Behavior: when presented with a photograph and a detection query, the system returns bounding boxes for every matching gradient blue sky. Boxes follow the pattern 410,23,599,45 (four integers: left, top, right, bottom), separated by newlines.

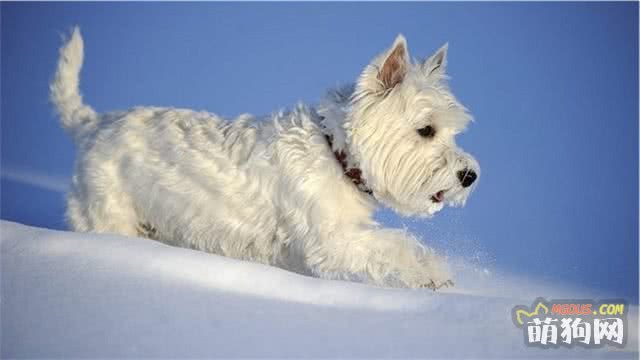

2,2,638,300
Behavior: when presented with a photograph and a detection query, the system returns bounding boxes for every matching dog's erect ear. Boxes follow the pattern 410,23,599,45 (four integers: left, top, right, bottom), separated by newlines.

377,35,409,90
423,43,448,76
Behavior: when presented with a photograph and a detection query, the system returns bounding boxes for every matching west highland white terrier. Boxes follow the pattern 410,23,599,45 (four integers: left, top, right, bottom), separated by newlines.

51,27,479,289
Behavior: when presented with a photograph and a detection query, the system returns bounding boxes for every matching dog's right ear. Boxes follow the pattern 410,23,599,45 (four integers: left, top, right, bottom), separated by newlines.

377,35,409,90
423,43,448,77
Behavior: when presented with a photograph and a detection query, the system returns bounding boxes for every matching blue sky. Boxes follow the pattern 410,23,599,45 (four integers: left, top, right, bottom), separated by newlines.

2,2,638,300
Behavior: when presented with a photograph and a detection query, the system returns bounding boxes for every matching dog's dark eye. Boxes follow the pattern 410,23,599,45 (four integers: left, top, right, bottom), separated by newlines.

417,125,436,138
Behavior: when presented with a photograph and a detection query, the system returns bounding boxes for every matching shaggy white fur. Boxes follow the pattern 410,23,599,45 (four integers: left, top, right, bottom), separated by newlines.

51,27,479,289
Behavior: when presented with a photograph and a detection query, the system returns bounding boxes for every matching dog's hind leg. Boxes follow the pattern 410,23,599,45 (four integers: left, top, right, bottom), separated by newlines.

66,191,90,232
65,175,140,238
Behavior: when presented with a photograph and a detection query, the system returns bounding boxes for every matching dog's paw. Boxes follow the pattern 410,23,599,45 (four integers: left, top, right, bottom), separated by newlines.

419,279,455,291
137,222,159,240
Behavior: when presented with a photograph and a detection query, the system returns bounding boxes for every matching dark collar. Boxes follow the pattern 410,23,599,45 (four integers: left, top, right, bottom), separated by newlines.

324,135,373,196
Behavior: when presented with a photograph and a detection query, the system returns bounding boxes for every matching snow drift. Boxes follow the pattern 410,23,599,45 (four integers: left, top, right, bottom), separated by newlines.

1,220,637,358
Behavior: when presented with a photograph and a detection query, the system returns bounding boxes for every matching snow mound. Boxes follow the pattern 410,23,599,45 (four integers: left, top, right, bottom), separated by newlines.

1,221,637,358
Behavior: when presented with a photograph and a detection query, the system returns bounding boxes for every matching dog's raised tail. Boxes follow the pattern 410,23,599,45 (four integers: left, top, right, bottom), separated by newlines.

50,26,96,138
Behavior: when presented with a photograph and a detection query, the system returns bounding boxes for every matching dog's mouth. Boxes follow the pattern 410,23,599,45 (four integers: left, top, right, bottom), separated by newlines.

430,190,446,203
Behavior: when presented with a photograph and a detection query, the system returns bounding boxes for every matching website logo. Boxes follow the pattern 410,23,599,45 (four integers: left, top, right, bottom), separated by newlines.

511,297,627,348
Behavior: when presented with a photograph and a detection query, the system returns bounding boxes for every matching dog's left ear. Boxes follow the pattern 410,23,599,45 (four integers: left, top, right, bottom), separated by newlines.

377,35,409,90
423,43,448,76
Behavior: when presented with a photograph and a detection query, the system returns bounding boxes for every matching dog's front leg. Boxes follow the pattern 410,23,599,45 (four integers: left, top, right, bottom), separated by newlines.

308,226,453,289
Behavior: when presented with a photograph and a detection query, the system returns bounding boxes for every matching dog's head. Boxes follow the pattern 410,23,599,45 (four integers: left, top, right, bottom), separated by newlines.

334,35,480,217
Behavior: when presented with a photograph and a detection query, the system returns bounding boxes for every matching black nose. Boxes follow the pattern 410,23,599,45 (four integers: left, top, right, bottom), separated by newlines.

457,169,477,188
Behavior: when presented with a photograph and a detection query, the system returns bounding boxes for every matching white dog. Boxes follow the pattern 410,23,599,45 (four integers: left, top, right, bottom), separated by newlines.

51,27,479,289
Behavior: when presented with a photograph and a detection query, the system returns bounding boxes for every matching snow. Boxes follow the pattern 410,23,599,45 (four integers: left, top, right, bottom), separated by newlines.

1,220,637,358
